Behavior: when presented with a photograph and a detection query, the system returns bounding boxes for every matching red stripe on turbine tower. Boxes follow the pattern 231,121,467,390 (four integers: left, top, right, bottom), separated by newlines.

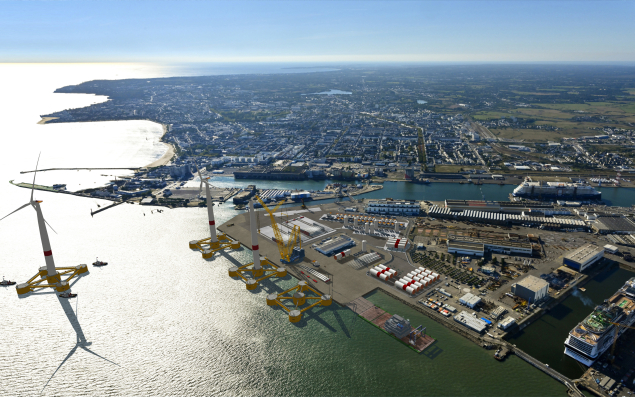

252,245,259,251
43,250,52,256
209,220,215,225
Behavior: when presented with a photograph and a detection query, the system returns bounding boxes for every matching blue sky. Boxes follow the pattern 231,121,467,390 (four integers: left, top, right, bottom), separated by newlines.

1,0,633,63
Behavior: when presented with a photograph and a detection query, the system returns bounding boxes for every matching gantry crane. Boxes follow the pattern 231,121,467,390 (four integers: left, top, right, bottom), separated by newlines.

609,321,635,363
255,196,303,264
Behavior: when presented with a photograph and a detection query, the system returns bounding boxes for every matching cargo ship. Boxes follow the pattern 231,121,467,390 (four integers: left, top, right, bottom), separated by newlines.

564,277,635,366
512,177,601,200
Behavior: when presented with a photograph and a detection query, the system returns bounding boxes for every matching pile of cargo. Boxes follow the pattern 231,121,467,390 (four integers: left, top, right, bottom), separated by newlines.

385,238,410,251
333,249,351,260
370,264,397,281
394,266,440,295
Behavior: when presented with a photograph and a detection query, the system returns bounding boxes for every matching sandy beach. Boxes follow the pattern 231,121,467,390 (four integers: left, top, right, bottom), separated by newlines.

145,123,174,167
37,116,58,124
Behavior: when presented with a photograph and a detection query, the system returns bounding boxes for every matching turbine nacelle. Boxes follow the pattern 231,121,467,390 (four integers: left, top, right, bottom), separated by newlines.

0,153,56,234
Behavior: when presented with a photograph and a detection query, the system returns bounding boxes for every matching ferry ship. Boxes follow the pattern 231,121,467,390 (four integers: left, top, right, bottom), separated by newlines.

512,177,601,200
564,277,635,366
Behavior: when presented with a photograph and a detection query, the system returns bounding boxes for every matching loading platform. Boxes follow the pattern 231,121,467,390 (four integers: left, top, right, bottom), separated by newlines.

189,234,241,259
267,280,332,323
347,297,436,353
229,256,287,290
16,264,89,295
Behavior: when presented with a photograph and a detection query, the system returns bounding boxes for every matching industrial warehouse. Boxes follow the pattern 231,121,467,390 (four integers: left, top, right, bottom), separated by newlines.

428,205,587,229
563,244,605,271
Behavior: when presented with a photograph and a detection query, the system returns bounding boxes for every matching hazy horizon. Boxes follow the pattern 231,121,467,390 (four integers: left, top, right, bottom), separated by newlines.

1,0,633,63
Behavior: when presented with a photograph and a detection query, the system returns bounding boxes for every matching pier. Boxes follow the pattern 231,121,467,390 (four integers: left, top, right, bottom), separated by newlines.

20,167,140,174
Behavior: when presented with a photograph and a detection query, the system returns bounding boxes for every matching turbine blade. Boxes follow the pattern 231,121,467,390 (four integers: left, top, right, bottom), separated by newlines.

196,164,204,192
0,203,30,222
44,217,57,234
31,152,41,202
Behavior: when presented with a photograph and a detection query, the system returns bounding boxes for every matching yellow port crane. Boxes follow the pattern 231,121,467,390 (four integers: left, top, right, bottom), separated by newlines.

255,196,302,263
609,321,635,363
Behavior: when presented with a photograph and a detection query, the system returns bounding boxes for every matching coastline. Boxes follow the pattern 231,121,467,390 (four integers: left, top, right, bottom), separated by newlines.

37,117,58,124
145,123,175,168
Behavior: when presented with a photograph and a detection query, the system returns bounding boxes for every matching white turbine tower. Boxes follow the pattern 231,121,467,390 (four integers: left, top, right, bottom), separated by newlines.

196,165,219,248
0,155,61,288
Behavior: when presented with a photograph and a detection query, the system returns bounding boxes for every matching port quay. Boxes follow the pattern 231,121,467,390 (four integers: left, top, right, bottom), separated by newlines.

213,196,635,397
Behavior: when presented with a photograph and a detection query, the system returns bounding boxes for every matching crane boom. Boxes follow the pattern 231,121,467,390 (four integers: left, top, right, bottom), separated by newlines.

609,321,635,362
255,195,302,263
256,196,286,260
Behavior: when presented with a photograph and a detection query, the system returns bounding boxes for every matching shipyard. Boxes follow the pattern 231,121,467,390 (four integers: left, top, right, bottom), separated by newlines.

206,189,635,397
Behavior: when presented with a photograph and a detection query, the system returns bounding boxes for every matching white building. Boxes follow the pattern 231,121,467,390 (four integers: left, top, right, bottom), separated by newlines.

498,316,516,330
563,244,604,272
459,293,482,309
365,200,420,216
603,244,619,254
511,275,549,303
454,311,488,333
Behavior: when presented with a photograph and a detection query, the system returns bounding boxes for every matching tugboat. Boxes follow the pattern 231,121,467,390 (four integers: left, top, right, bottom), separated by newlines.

92,257,108,266
59,291,77,298
1,277,16,286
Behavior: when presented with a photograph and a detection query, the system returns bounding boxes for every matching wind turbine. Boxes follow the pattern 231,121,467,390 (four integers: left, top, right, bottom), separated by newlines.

197,165,219,249
1,154,88,295
188,164,240,258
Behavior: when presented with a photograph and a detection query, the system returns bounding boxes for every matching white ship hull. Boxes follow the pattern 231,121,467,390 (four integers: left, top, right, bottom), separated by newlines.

563,345,596,366
512,180,601,200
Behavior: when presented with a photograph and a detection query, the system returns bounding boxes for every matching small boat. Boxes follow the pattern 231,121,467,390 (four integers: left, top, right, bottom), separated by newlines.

93,257,108,266
1,277,16,286
579,287,586,292
59,292,77,298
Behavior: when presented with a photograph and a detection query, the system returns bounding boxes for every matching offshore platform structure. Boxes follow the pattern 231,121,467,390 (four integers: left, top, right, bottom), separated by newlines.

0,155,88,296
189,166,240,258
267,280,332,323
255,196,304,264
228,198,287,290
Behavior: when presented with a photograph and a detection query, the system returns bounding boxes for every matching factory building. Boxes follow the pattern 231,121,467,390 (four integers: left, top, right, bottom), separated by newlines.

454,311,488,333
365,200,420,216
563,244,605,272
590,215,635,234
459,293,481,309
429,205,585,229
315,235,356,256
511,275,549,304
447,241,485,257
447,236,533,255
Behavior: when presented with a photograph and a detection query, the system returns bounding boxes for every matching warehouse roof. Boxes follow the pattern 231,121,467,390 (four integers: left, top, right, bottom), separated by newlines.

516,275,549,292
454,311,487,333
564,244,604,264
447,241,485,252
593,215,635,233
